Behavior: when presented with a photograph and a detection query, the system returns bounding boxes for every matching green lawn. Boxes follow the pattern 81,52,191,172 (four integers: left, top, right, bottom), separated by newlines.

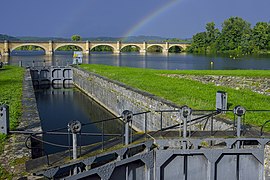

80,64,270,129
0,65,24,149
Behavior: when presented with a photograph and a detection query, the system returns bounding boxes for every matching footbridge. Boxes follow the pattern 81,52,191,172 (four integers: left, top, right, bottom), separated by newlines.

0,40,190,56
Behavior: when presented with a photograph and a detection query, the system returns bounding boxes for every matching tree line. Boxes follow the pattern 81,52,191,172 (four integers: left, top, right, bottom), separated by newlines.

187,17,270,55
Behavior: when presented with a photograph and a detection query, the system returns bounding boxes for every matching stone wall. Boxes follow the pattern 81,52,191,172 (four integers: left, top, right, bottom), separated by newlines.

73,67,234,132
73,67,182,131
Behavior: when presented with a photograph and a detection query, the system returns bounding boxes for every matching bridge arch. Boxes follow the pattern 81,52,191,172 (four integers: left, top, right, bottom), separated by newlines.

147,44,164,52
90,44,116,52
10,44,47,53
168,45,184,53
120,44,141,52
54,44,85,52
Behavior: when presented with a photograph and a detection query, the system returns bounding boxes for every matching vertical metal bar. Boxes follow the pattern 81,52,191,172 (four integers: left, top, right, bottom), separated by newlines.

72,132,78,175
68,130,71,159
183,117,187,139
122,120,125,145
102,120,104,150
211,112,214,136
130,121,133,144
145,113,147,140
237,154,240,180
237,116,241,137
72,133,77,160
126,165,129,180
188,115,191,137
79,131,82,157
184,155,188,180
125,121,129,145
160,112,163,131
237,116,241,148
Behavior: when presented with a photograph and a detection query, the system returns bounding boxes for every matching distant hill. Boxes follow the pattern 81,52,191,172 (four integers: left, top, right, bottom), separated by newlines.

0,34,191,43
84,36,191,43
0,34,19,41
17,36,69,41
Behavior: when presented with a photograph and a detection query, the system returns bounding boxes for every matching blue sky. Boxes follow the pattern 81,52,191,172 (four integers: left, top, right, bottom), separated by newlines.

1,0,269,38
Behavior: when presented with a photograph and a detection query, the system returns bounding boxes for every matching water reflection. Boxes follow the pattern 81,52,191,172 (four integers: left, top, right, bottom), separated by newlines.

35,86,122,154
7,51,270,70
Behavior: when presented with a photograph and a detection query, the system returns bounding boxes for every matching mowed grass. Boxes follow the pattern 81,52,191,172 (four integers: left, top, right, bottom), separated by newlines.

0,65,24,150
80,64,270,129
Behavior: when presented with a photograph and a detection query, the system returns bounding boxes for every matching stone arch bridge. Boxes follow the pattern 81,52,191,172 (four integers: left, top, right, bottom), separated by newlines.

0,40,189,56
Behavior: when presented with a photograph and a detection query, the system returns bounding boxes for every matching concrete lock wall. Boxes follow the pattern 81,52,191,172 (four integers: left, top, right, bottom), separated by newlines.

73,67,183,131
73,67,237,132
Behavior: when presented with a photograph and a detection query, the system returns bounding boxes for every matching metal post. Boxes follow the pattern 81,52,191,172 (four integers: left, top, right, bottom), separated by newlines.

160,112,163,131
122,110,133,146
125,121,129,145
211,113,214,136
145,113,147,140
237,116,241,137
102,120,104,150
183,116,187,139
32,61,35,68
180,106,192,149
68,120,81,175
68,130,71,159
72,133,77,160
233,106,246,148
68,120,81,174
0,105,9,135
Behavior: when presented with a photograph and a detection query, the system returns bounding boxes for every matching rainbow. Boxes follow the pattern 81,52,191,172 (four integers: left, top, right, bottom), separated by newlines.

122,0,181,41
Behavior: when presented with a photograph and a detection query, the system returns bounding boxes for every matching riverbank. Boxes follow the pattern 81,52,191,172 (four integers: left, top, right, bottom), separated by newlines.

0,65,24,178
0,66,24,147
80,64,270,130
0,66,42,179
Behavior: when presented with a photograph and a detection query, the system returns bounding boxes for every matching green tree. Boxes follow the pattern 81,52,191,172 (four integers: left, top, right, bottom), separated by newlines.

187,32,207,53
251,22,270,51
216,17,252,53
71,35,82,41
205,22,220,52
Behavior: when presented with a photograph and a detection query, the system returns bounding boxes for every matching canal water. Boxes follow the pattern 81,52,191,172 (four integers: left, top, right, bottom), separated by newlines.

34,86,123,154
5,51,270,70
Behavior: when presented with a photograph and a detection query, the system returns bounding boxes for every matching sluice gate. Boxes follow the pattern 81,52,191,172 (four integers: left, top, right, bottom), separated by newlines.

30,66,73,86
24,106,270,180
34,138,267,180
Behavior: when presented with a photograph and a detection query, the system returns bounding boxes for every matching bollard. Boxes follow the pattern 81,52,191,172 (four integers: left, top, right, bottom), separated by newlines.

180,106,192,149
0,105,9,135
216,91,227,113
180,106,192,139
19,61,22,67
68,120,81,175
233,106,246,138
122,110,133,145
233,106,246,149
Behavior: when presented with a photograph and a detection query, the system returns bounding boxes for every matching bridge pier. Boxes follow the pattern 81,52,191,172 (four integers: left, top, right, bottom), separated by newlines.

46,41,54,56
3,40,10,56
162,42,169,54
85,41,90,55
162,49,169,54
114,41,121,54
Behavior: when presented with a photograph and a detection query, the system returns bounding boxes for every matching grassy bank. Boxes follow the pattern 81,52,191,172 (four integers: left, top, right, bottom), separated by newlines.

80,64,270,130
0,65,24,150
